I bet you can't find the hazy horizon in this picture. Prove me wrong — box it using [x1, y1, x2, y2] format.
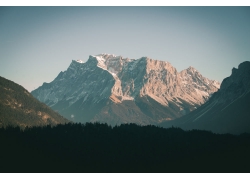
[0, 6, 249, 92]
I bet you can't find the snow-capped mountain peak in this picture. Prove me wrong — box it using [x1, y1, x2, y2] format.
[32, 54, 220, 126]
[75, 59, 85, 63]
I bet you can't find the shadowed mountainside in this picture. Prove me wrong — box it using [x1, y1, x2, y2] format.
[160, 61, 250, 134]
[0, 76, 70, 128]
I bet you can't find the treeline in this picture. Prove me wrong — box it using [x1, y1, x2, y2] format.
[1, 122, 250, 173]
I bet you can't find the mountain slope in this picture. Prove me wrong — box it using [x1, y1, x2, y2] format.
[32, 54, 220, 125]
[0, 76, 69, 128]
[160, 61, 250, 134]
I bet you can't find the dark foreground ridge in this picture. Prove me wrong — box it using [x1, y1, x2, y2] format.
[1, 123, 250, 173]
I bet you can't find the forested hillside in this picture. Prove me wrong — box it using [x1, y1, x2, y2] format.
[0, 76, 69, 128]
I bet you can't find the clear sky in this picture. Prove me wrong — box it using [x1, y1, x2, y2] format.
[0, 6, 250, 92]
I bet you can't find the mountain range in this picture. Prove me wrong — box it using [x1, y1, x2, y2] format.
[1, 53, 249, 134]
[1, 56, 250, 173]
[31, 54, 220, 126]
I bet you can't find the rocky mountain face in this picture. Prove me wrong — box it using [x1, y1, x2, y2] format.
[31, 54, 220, 126]
[160, 61, 250, 134]
[0, 76, 69, 128]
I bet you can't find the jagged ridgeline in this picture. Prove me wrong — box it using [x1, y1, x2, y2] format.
[0, 76, 69, 128]
[32, 54, 220, 125]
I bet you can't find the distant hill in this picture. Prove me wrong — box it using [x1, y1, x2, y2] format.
[160, 61, 250, 134]
[0, 76, 70, 128]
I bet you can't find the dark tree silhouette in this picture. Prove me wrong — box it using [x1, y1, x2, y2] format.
[1, 122, 250, 173]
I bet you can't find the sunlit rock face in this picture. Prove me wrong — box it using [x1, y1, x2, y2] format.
[32, 53, 220, 126]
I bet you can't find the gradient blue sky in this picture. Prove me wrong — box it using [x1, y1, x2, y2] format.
[0, 6, 250, 92]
